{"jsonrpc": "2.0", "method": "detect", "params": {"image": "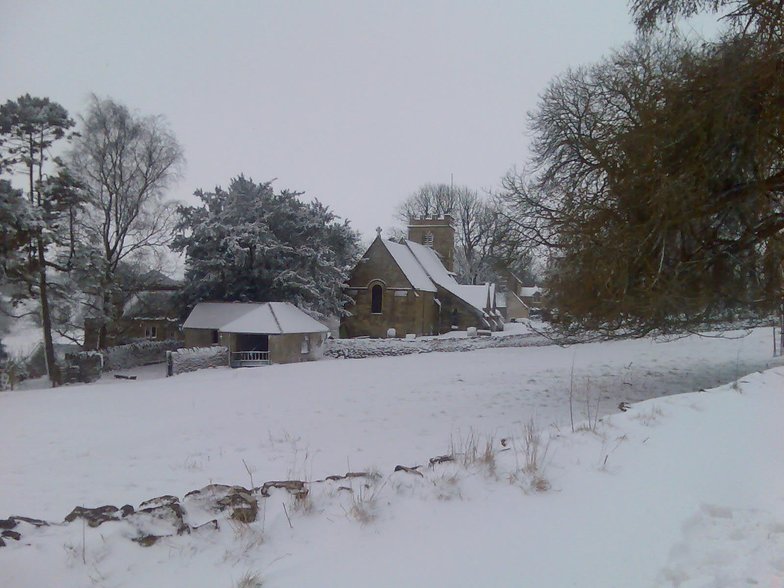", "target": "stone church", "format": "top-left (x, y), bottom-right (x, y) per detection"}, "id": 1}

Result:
top-left (340, 215), bottom-right (503, 338)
